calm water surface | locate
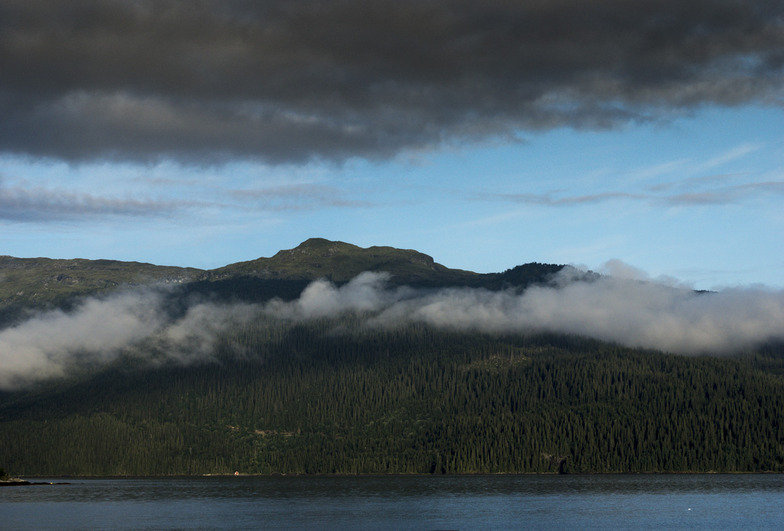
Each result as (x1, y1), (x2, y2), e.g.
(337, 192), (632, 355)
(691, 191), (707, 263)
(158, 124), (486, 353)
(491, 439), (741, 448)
(2, 474), (783, 530)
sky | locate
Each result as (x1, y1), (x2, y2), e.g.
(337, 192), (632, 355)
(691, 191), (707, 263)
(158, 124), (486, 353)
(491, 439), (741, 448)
(2, 0), (784, 291)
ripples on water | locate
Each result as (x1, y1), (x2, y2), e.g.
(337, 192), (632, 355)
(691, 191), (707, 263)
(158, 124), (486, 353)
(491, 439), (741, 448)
(2, 474), (783, 530)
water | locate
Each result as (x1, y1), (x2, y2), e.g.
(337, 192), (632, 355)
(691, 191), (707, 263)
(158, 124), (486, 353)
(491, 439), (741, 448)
(2, 474), (783, 530)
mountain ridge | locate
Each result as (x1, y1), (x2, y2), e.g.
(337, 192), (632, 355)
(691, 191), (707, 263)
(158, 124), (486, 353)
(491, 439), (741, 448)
(0, 255), (204, 322)
(0, 238), (567, 321)
(208, 237), (480, 285)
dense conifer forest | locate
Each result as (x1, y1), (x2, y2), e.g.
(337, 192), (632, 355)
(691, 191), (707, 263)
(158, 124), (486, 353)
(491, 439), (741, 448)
(2, 314), (783, 476)
(2, 239), (783, 476)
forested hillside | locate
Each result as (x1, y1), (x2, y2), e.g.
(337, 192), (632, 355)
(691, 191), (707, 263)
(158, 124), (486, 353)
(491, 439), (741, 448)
(2, 239), (783, 476)
(2, 315), (783, 476)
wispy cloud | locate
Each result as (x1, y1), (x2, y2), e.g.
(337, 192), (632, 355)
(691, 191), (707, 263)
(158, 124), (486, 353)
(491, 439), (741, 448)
(484, 140), (783, 208)
(228, 184), (374, 211)
(0, 180), (184, 222)
(2, 0), (782, 164)
(491, 191), (648, 206)
(647, 172), (739, 193)
(656, 178), (784, 206)
(696, 143), (764, 173)
(489, 179), (784, 207)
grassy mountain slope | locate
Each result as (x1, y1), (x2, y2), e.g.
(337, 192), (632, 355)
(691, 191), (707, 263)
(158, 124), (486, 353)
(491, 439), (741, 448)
(1, 239), (568, 316)
(209, 238), (481, 286)
(0, 256), (204, 325)
(0, 256), (201, 300)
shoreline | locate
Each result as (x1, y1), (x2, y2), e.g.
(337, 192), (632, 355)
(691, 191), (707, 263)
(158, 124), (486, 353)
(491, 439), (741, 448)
(10, 471), (783, 481)
(0, 478), (71, 486)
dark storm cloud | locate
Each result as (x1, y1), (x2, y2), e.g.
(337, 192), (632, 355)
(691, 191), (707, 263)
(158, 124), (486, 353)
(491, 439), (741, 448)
(2, 0), (783, 164)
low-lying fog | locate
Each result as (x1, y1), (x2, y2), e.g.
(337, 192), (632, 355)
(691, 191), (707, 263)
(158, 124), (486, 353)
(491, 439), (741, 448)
(2, 264), (783, 390)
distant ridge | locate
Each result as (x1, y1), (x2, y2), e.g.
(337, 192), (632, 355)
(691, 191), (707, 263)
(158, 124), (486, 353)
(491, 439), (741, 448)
(209, 237), (480, 286)
(0, 239), (568, 324)
(0, 255), (204, 318)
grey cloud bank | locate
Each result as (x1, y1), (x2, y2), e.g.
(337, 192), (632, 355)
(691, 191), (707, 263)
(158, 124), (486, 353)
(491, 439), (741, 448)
(0, 289), (165, 389)
(2, 0), (783, 164)
(374, 277), (784, 355)
(0, 288), (262, 390)
(2, 270), (784, 390)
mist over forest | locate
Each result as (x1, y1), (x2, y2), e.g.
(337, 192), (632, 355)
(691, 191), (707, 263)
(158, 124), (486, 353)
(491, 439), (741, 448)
(2, 266), (783, 390)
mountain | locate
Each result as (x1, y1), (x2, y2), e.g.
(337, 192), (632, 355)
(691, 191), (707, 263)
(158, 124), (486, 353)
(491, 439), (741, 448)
(7, 239), (780, 477)
(211, 238), (570, 290)
(0, 239), (567, 322)
(0, 256), (203, 300)
(0, 255), (204, 326)
(210, 237), (478, 285)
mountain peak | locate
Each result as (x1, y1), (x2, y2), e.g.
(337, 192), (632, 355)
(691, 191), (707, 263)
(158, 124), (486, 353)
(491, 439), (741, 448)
(0, 240), (568, 327)
(211, 238), (473, 285)
(276, 238), (360, 259)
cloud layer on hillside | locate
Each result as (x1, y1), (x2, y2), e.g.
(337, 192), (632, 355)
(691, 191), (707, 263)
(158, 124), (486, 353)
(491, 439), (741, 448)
(3, 268), (783, 390)
(0, 290), (165, 389)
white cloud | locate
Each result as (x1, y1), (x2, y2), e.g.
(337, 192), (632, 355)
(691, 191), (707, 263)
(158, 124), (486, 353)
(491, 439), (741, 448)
(368, 270), (784, 355)
(2, 269), (783, 390)
(0, 290), (165, 389)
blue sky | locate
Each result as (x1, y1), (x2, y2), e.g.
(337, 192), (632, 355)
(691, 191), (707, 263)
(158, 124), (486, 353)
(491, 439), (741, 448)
(2, 1), (783, 290)
(4, 103), (782, 290)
